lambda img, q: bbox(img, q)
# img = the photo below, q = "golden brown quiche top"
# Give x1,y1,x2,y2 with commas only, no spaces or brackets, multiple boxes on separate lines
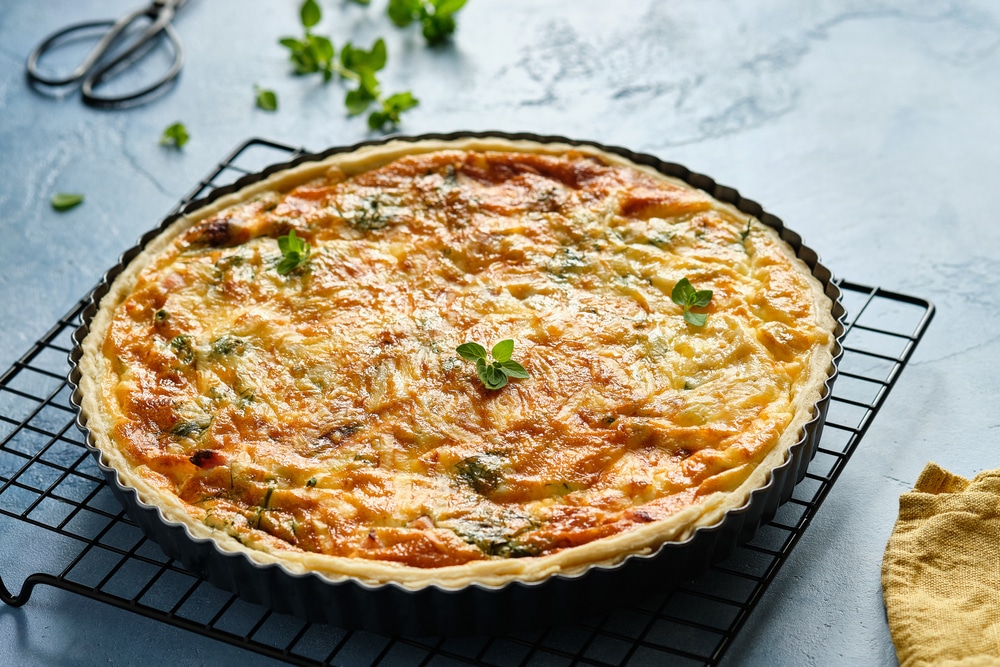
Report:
79,138,836,588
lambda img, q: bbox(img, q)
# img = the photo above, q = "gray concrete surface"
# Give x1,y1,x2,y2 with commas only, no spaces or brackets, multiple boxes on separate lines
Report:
2,0,999,664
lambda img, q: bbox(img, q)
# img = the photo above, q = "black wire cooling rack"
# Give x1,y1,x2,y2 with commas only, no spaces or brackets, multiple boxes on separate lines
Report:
0,139,935,666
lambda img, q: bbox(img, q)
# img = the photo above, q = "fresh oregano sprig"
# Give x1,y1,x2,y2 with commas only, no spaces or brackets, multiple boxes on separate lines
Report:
278,1,418,130
671,277,713,327
340,37,419,127
456,339,530,390
276,230,310,275
387,0,467,46
280,0,335,81
340,38,388,113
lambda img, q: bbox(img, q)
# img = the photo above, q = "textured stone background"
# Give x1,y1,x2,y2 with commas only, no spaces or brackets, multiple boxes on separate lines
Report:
1,0,999,664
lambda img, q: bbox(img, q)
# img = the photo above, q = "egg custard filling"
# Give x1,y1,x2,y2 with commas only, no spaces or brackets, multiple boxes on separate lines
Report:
79,139,836,588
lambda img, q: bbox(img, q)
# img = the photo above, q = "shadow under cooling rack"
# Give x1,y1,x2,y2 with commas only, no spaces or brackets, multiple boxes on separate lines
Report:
0,138,935,667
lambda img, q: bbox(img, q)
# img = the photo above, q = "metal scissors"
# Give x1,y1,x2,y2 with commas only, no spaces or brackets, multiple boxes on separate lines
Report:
26,0,187,108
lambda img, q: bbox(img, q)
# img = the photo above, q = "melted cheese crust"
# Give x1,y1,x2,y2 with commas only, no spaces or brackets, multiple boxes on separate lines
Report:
80,138,835,588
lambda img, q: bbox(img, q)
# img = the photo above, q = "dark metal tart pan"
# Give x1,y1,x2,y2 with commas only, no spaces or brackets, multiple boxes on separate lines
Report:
67,131,846,636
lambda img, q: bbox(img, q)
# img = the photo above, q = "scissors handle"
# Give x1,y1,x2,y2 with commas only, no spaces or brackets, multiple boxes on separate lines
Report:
82,22,184,107
26,19,120,87
26,1,184,107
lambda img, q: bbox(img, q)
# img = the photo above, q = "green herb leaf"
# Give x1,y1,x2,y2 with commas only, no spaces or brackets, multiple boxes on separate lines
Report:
457,339,529,390
367,111,388,131
421,0,466,45
386,0,466,45
368,91,419,131
671,277,713,326
300,0,322,28
345,85,377,115
692,290,713,308
671,277,696,307
482,364,507,389
279,31,334,80
385,90,419,111
313,35,335,81
160,122,189,149
499,360,529,379
254,85,278,111
341,38,387,74
275,230,311,275
420,11,457,45
434,0,467,15
359,68,380,96
340,39,388,116
491,339,514,363
684,311,708,327
314,35,335,60
456,342,487,361
387,0,419,26
51,193,84,211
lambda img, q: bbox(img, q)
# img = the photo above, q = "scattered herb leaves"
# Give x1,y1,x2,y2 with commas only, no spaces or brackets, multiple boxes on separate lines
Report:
278,1,419,130
254,85,278,111
275,229,311,275
280,0,335,81
671,277,713,327
740,218,752,242
51,193,84,211
160,121,189,149
456,339,530,390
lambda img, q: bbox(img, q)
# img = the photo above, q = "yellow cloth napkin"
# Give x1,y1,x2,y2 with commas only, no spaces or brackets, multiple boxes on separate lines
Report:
882,462,1000,666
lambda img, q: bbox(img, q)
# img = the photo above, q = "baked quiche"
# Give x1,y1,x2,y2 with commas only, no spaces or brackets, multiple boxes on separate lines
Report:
78,138,837,589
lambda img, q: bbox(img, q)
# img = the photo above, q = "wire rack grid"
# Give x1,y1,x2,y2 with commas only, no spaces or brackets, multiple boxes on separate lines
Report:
0,138,934,666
